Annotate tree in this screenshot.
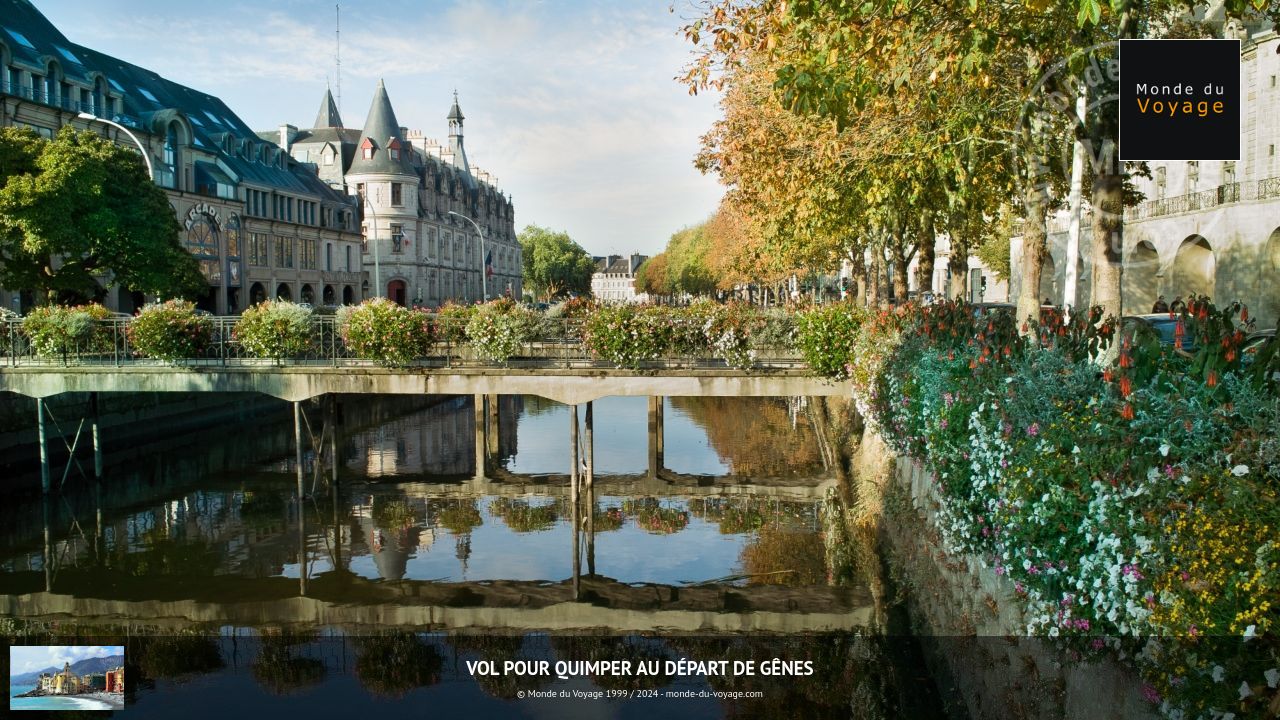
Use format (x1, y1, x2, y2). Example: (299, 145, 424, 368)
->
(634, 253, 671, 298)
(518, 224, 594, 301)
(665, 224, 717, 296)
(0, 127, 206, 304)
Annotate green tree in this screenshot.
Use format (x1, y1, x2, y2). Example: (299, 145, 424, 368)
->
(634, 253, 671, 297)
(665, 224, 717, 296)
(518, 224, 595, 301)
(0, 127, 206, 304)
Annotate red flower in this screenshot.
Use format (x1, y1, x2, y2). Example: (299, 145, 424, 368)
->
(1119, 376, 1132, 397)
(1120, 403, 1135, 421)
(1206, 371, 1217, 388)
(1102, 369, 1114, 383)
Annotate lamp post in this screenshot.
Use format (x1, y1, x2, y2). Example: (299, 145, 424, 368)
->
(363, 188, 382, 298)
(448, 210, 487, 302)
(77, 112, 153, 180)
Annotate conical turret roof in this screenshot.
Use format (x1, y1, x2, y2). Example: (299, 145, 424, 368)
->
(349, 79, 412, 176)
(314, 87, 343, 129)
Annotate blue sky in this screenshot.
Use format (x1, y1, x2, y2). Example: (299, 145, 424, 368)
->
(9, 645, 123, 675)
(37, 0, 725, 257)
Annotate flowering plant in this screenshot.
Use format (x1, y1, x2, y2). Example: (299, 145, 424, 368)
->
(465, 298, 538, 363)
(127, 300, 213, 362)
(232, 300, 313, 361)
(435, 301, 475, 344)
(21, 303, 113, 359)
(581, 304, 671, 368)
(336, 298, 433, 367)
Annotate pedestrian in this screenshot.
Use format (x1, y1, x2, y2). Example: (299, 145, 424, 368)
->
(1152, 295, 1168, 313)
(1169, 296, 1186, 313)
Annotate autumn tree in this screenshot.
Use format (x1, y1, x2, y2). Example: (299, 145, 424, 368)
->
(518, 224, 595, 301)
(0, 127, 206, 304)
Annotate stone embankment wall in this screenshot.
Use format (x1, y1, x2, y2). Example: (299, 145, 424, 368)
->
(859, 428, 1157, 720)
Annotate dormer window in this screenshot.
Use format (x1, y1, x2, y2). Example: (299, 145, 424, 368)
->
(360, 137, 375, 160)
(388, 137, 402, 161)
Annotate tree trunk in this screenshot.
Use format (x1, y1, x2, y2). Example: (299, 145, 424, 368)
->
(867, 253, 882, 307)
(1018, 185, 1049, 334)
(1091, 173, 1124, 321)
(917, 215, 936, 297)
(889, 242, 910, 305)
(948, 230, 969, 301)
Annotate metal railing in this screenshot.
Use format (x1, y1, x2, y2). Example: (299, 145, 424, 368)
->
(0, 316, 805, 371)
(1125, 176, 1280, 221)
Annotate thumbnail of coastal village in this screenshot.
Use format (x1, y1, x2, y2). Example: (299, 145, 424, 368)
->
(9, 646, 124, 711)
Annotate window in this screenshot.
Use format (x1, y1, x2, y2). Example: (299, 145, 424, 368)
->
(345, 246, 353, 271)
(391, 224, 404, 253)
(164, 124, 178, 169)
(54, 46, 81, 64)
(137, 87, 158, 103)
(391, 182, 403, 206)
(275, 236, 294, 268)
(186, 215, 219, 259)
(326, 243, 333, 272)
(1223, 161, 1236, 185)
(5, 28, 35, 49)
(107, 78, 124, 92)
(300, 240, 316, 269)
(323, 148, 334, 165)
(1155, 166, 1166, 199)
(226, 216, 241, 257)
(248, 233, 269, 267)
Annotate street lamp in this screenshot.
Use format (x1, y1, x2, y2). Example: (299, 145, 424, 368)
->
(448, 210, 487, 302)
(77, 112, 153, 180)
(362, 188, 382, 298)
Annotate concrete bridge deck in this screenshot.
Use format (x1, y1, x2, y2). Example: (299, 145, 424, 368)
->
(0, 365, 849, 405)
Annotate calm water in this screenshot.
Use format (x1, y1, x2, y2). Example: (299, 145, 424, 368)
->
(0, 394, 946, 718)
(9, 683, 114, 711)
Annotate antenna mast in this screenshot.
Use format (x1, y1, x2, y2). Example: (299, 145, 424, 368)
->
(335, 3, 342, 118)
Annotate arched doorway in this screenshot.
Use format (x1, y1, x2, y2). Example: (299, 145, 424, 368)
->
(1172, 235, 1215, 301)
(323, 285, 336, 305)
(276, 283, 293, 301)
(387, 279, 407, 307)
(300, 284, 315, 305)
(249, 282, 266, 305)
(1123, 240, 1160, 313)
(342, 286, 354, 305)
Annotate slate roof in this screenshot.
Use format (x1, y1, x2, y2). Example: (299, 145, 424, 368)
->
(314, 87, 342, 129)
(0, 0, 351, 205)
(347, 79, 412, 176)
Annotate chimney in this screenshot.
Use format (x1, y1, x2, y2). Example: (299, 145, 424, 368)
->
(630, 254, 646, 274)
(278, 124, 298, 152)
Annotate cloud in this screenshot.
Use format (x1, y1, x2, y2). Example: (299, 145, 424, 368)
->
(9, 646, 122, 675)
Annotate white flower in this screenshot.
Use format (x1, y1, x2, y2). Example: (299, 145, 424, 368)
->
(1212, 665, 1225, 683)
(1243, 624, 1257, 641)
(1231, 465, 1250, 476)
(1159, 444, 1170, 457)
(1238, 681, 1252, 700)
(1265, 668, 1279, 689)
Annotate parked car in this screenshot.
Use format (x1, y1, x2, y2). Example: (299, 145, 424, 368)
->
(1121, 313, 1195, 353)
(1242, 328, 1275, 364)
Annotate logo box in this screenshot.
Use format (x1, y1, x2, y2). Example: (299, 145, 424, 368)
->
(1119, 38, 1241, 161)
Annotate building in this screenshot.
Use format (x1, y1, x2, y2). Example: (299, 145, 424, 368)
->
(274, 84, 520, 306)
(105, 666, 123, 693)
(51, 662, 79, 694)
(591, 254, 648, 303)
(1010, 19, 1280, 327)
(0, 0, 366, 314)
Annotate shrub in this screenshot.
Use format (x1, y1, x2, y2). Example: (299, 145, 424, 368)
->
(21, 303, 113, 359)
(465, 298, 538, 363)
(435, 301, 475, 344)
(581, 304, 671, 369)
(233, 300, 313, 361)
(127, 300, 213, 362)
(0, 307, 17, 354)
(794, 302, 867, 378)
(336, 298, 433, 367)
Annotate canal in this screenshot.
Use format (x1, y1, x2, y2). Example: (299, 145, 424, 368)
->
(0, 394, 952, 718)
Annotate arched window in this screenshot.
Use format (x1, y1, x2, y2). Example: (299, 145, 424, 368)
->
(164, 123, 178, 170)
(186, 214, 219, 259)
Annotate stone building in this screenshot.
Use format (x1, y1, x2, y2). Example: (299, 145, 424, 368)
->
(1010, 20, 1280, 327)
(275, 83, 519, 306)
(591, 254, 648, 303)
(0, 0, 366, 314)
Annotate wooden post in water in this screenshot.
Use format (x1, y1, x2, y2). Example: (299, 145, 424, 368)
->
(487, 393, 499, 456)
(89, 392, 103, 480)
(586, 479, 595, 576)
(570, 404, 579, 488)
(293, 401, 305, 500)
(473, 394, 485, 479)
(570, 404, 581, 600)
(647, 396, 660, 480)
(36, 398, 50, 493)
(584, 401, 594, 489)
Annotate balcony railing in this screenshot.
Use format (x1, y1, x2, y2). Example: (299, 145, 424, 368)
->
(1, 81, 142, 129)
(1126, 176, 1280, 221)
(0, 316, 804, 371)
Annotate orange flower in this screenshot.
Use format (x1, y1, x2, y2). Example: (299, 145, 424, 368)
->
(1206, 371, 1218, 388)
(1120, 403, 1135, 420)
(1119, 376, 1132, 397)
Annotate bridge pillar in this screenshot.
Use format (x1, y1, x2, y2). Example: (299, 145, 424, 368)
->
(648, 396, 665, 480)
(473, 394, 486, 479)
(570, 404, 579, 489)
(584, 401, 594, 489)
(36, 398, 50, 493)
(293, 400, 304, 500)
(90, 392, 103, 481)
(586, 480, 595, 577)
(487, 393, 499, 456)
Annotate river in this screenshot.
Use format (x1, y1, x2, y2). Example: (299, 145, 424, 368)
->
(0, 394, 950, 718)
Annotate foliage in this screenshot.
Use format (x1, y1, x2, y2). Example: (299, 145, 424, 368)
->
(489, 497, 558, 533)
(232, 300, 313, 361)
(852, 298, 1279, 719)
(435, 301, 475, 344)
(336, 298, 433, 367)
(634, 254, 671, 297)
(740, 526, 826, 586)
(354, 633, 442, 697)
(464, 297, 539, 363)
(518, 224, 595, 301)
(581, 304, 672, 369)
(794, 302, 867, 378)
(21, 303, 112, 359)
(974, 232, 1012, 284)
(0, 307, 15, 354)
(126, 300, 213, 362)
(0, 127, 206, 303)
(432, 499, 483, 535)
(624, 498, 690, 535)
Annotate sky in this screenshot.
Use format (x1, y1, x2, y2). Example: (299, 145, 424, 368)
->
(9, 645, 123, 675)
(35, 0, 726, 257)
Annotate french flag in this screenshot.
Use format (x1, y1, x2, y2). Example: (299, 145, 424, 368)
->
(484, 250, 494, 277)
